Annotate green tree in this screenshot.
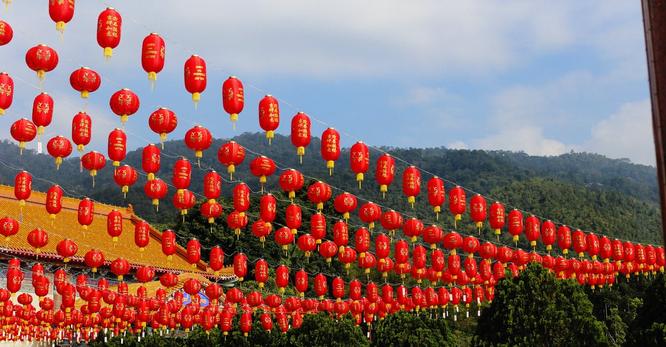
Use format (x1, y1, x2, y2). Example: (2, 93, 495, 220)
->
(284, 313, 369, 347)
(627, 273, 666, 346)
(474, 263, 609, 347)
(372, 311, 455, 347)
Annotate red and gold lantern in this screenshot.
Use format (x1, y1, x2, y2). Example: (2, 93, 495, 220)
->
(525, 215, 540, 248)
(81, 151, 106, 186)
(141, 33, 165, 82)
(172, 157, 192, 194)
(109, 88, 140, 125)
(507, 209, 524, 243)
(13, 171, 32, 207)
(541, 220, 556, 252)
(97, 8, 122, 58)
(148, 107, 178, 147)
(218, 140, 245, 179)
(106, 209, 123, 242)
(184, 125, 212, 161)
(572, 229, 587, 258)
(222, 76, 244, 126)
(321, 128, 341, 175)
(557, 225, 572, 255)
(233, 253, 248, 281)
(10, 118, 37, 154)
(250, 155, 277, 191)
(402, 217, 424, 243)
(186, 238, 201, 268)
(291, 112, 311, 162)
(297, 234, 317, 258)
(84, 249, 105, 273)
(233, 183, 251, 216)
(259, 95, 280, 143)
(45, 185, 63, 220)
(32, 92, 54, 135)
(402, 166, 421, 208)
(144, 178, 167, 210)
(46, 136, 72, 170)
(350, 141, 370, 188)
(25, 44, 58, 80)
(71, 111, 91, 151)
(56, 239, 78, 263)
(375, 154, 395, 196)
(307, 181, 332, 211)
(69, 67, 101, 99)
(184, 55, 207, 104)
(427, 176, 445, 219)
(161, 229, 176, 261)
(381, 209, 403, 238)
(49, 0, 75, 33)
(279, 168, 304, 200)
(0, 217, 18, 241)
(286, 204, 303, 235)
(77, 197, 94, 230)
(255, 259, 269, 288)
(0, 72, 13, 115)
(142, 144, 160, 180)
(334, 192, 358, 220)
(107, 128, 127, 166)
(134, 220, 150, 251)
(110, 257, 129, 281)
(470, 194, 487, 231)
(173, 189, 196, 215)
(448, 186, 466, 227)
(27, 228, 48, 253)
(359, 201, 382, 229)
(209, 246, 225, 275)
(0, 21, 11, 46)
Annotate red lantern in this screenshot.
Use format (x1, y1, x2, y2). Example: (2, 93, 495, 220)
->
(209, 246, 225, 275)
(49, 0, 75, 33)
(14, 171, 32, 207)
(255, 259, 269, 288)
(334, 192, 358, 220)
(77, 197, 94, 230)
(186, 239, 201, 268)
(259, 95, 280, 143)
(173, 189, 196, 215)
(25, 44, 58, 80)
(106, 209, 123, 242)
(32, 92, 54, 136)
(71, 111, 91, 151)
(321, 128, 341, 175)
(81, 151, 106, 186)
(141, 33, 165, 82)
(109, 89, 140, 125)
(107, 128, 127, 167)
(612, 239, 624, 266)
(222, 76, 244, 126)
(141, 144, 160, 180)
(161, 229, 177, 260)
(358, 201, 381, 230)
(56, 239, 78, 263)
(10, 118, 37, 154)
(6, 266, 23, 295)
(307, 181, 332, 211)
(486, 202, 504, 237)
(184, 55, 206, 104)
(136, 266, 155, 284)
(525, 215, 540, 248)
(541, 220, 556, 252)
(448, 186, 466, 226)
(44, 184, 63, 219)
(586, 233, 600, 260)
(250, 156, 277, 190)
(571, 229, 588, 258)
(507, 209, 524, 243)
(275, 265, 289, 293)
(354, 227, 371, 258)
(291, 112, 311, 162)
(599, 236, 612, 262)
(97, 7, 122, 58)
(69, 67, 101, 99)
(0, 21, 11, 46)
(399, 167, 420, 210)
(557, 225, 572, 255)
(297, 234, 317, 258)
(402, 217, 424, 243)
(46, 136, 72, 169)
(172, 157, 192, 194)
(310, 212, 327, 243)
(427, 177, 445, 219)
(27, 228, 48, 253)
(350, 141, 370, 188)
(375, 233, 391, 262)
(134, 220, 150, 252)
(233, 253, 248, 281)
(184, 125, 212, 160)
(319, 240, 338, 263)
(227, 210, 248, 237)
(381, 210, 403, 238)
(148, 107, 178, 146)
(233, 182, 251, 216)
(375, 154, 396, 197)
(275, 227, 294, 252)
(295, 269, 308, 296)
(279, 169, 304, 200)
(218, 141, 245, 179)
(110, 258, 130, 281)
(84, 249, 105, 273)
(333, 220, 349, 253)
(286, 204, 303, 235)
(144, 178, 167, 210)
(470, 194, 487, 231)
(443, 231, 463, 255)
(252, 219, 272, 245)
(423, 225, 443, 249)
(0, 72, 13, 115)
(113, 165, 139, 197)
(0, 217, 18, 241)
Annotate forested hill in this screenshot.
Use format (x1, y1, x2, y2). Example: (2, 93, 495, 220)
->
(0, 132, 660, 244)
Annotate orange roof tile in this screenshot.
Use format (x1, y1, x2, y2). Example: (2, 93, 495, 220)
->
(0, 185, 234, 280)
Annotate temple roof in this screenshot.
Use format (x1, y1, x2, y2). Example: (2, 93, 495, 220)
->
(0, 185, 234, 280)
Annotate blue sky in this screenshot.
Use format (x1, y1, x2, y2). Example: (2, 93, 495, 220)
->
(0, 1, 656, 165)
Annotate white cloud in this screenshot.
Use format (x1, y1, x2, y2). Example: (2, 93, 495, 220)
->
(447, 141, 468, 150)
(474, 125, 568, 156)
(580, 99, 655, 166)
